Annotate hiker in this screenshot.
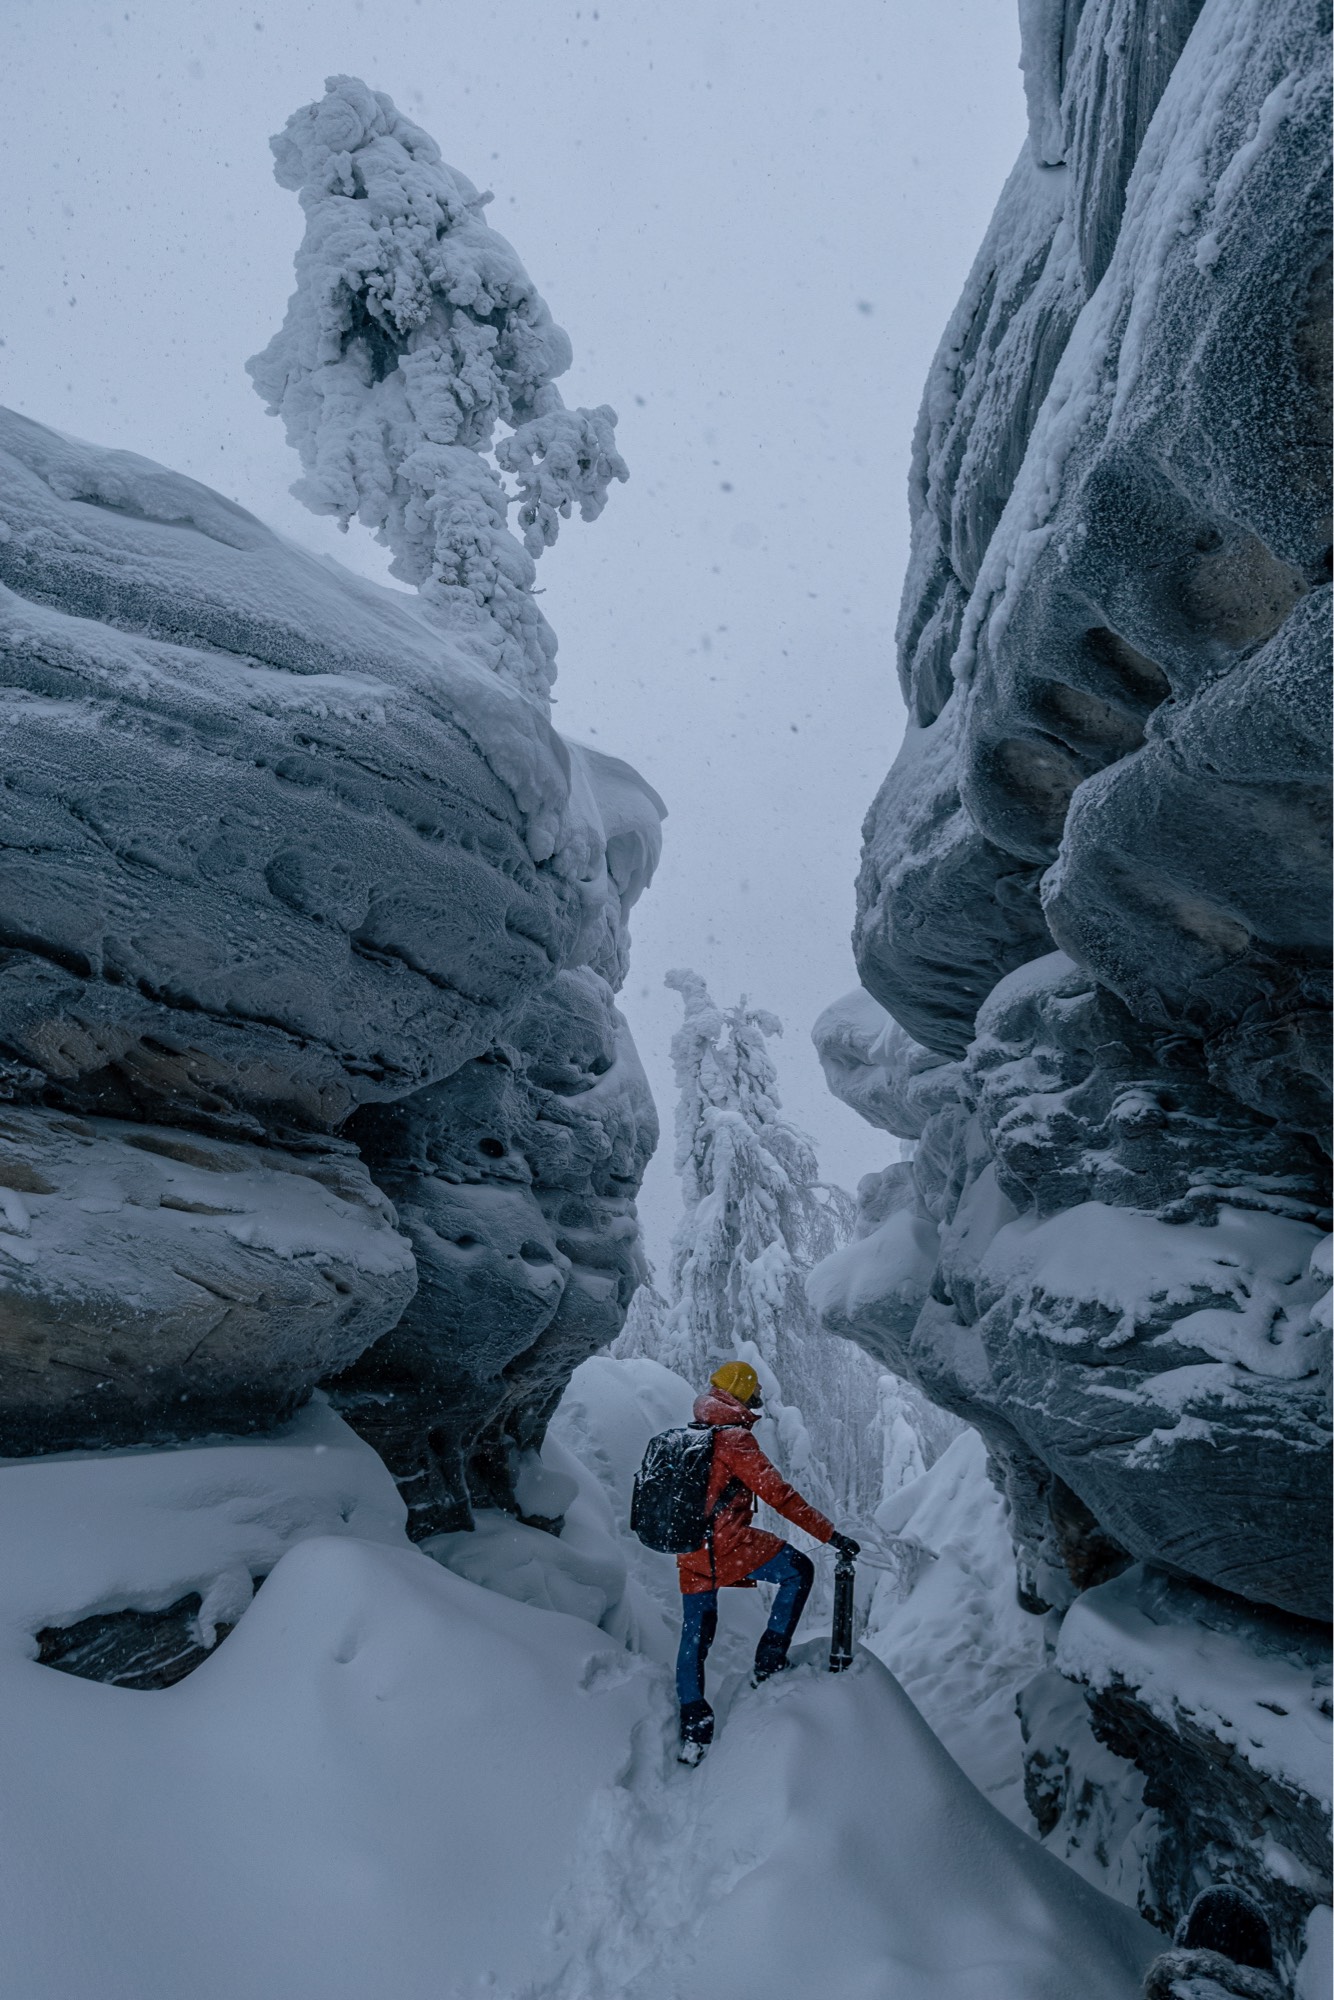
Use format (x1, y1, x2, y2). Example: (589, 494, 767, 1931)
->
(676, 1360, 859, 1758)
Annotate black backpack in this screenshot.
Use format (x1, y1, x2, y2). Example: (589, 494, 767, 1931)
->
(630, 1425, 720, 1553)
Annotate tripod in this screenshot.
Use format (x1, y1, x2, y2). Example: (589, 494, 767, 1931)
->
(828, 1545, 856, 1673)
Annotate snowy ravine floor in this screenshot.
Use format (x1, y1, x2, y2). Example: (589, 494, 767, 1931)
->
(0, 1364, 1157, 1999)
(863, 1426, 1047, 1827)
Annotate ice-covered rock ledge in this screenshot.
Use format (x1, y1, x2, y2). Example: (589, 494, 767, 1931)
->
(0, 1105, 414, 1452)
(1057, 1565, 1331, 1970)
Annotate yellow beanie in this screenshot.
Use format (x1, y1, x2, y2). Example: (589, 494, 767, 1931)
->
(710, 1360, 759, 1404)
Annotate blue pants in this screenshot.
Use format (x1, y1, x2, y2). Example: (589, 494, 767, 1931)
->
(675, 1544, 815, 1705)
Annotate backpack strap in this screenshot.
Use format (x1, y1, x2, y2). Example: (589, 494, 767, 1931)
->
(701, 1427, 747, 1588)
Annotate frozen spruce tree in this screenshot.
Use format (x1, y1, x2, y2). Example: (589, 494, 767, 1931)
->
(643, 968, 888, 1522)
(249, 75, 627, 701)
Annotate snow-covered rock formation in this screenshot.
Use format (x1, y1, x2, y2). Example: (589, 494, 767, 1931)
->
(329, 947, 661, 1533)
(0, 1104, 414, 1452)
(0, 79, 660, 1532)
(811, 0, 1330, 1981)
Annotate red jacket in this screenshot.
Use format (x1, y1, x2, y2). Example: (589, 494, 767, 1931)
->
(677, 1386, 834, 1593)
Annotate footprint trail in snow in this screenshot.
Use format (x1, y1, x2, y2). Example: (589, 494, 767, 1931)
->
(544, 1646, 1155, 2000)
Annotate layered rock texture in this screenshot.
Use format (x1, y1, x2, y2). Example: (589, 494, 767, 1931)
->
(328, 949, 660, 1535)
(812, 0, 1330, 1978)
(0, 1103, 414, 1453)
(0, 83, 661, 1532)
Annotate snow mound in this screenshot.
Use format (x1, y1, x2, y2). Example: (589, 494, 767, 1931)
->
(0, 1538, 652, 1999)
(0, 1392, 404, 1643)
(556, 1649, 1155, 2000)
(0, 1404, 657, 1998)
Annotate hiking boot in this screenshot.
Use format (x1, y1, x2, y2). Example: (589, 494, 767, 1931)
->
(751, 1632, 791, 1686)
(678, 1698, 714, 1745)
(677, 1697, 714, 1764)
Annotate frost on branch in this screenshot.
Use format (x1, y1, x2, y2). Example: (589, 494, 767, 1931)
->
(496, 404, 625, 557)
(247, 74, 627, 700)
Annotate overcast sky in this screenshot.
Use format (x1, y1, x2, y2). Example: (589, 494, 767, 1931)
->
(2, 0, 1026, 1266)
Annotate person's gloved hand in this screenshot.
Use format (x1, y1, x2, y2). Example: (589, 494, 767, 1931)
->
(830, 1532, 860, 1557)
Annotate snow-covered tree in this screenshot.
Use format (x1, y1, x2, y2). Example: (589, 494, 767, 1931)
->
(249, 76, 627, 701)
(658, 968, 848, 1370)
(638, 967, 896, 1521)
(613, 1274, 670, 1362)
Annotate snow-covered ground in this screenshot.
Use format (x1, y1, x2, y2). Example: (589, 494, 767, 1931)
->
(864, 1426, 1047, 1825)
(0, 1362, 1158, 1998)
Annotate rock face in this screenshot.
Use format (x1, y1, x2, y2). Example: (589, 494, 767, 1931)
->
(0, 412, 661, 1507)
(328, 953, 660, 1536)
(861, 0, 1331, 1105)
(0, 408, 584, 1137)
(814, 0, 1330, 1975)
(0, 1104, 414, 1452)
(1057, 1568, 1332, 1965)
(36, 1581, 262, 1691)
